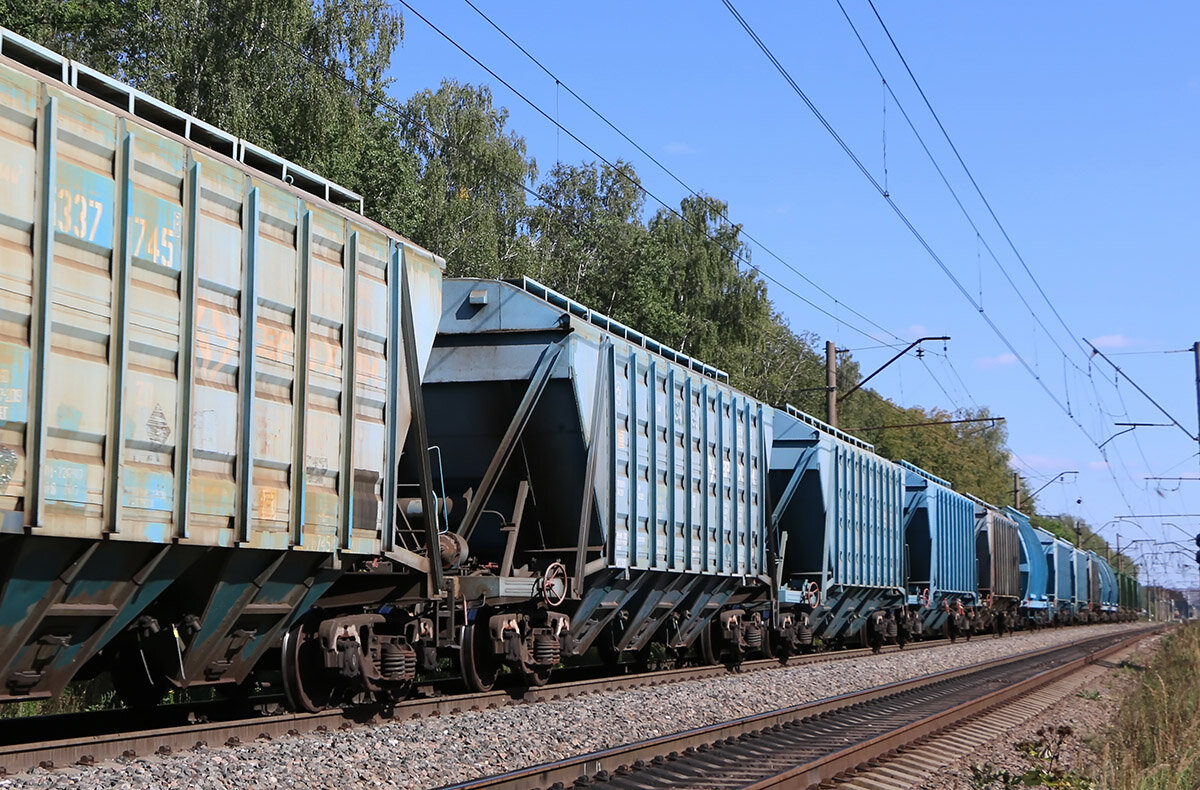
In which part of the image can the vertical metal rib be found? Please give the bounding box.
[289,208,312,547]
[627,353,638,566]
[27,93,57,528]
[173,158,199,539]
[647,358,657,566]
[338,231,359,551]
[700,383,709,571]
[235,186,260,545]
[716,388,724,574]
[684,376,693,571]
[104,126,133,533]
[381,242,401,554]
[666,367,676,568]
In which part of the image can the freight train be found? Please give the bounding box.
[0,28,1142,713]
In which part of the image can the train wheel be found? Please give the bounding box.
[760,628,775,660]
[281,621,334,713]
[460,622,500,693]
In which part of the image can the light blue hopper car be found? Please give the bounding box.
[1037,528,1076,622]
[769,407,905,645]
[1004,508,1050,627]
[1090,550,1118,619]
[418,278,773,686]
[899,461,977,634]
[1073,547,1093,622]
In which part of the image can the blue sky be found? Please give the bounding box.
[385,2,1200,589]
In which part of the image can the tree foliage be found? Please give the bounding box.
[400,81,536,278]
[3,1,1042,519]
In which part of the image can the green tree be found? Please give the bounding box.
[2,0,412,223]
[646,195,773,377]
[400,80,536,277]
[0,0,147,74]
[527,160,649,312]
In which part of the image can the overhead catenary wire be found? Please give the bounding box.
[833,0,1091,380]
[267,5,1180,532]
[457,0,908,347]
[719,1,1194,524]
[841,1,1197,480]
[257,8,896,350]
[719,0,1101,450]
[856,0,1195,516]
[863,0,1092,364]
[392,0,909,348]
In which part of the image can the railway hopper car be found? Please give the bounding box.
[1072,549,1104,623]
[1004,508,1050,628]
[1037,528,1077,624]
[1071,547,1092,623]
[770,407,905,648]
[0,26,1152,715]
[1090,551,1118,621]
[970,498,1021,632]
[0,27,447,707]
[397,277,774,691]
[1116,569,1139,621]
[898,461,976,636]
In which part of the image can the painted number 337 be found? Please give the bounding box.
[55,187,103,241]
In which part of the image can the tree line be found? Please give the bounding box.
[6,0,1045,513]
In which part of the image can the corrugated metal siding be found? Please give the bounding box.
[0,52,443,552]
[609,345,766,578]
[1053,541,1073,600]
[1073,550,1090,604]
[932,483,976,596]
[829,442,904,588]
[980,509,1020,598]
[1087,558,1101,604]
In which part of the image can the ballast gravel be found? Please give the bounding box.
[925,630,1163,789]
[2,623,1142,790]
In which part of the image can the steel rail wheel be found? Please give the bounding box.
[460,622,500,693]
[281,622,334,713]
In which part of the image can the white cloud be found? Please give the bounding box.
[1087,460,1110,471]
[663,141,697,155]
[977,352,1018,370]
[1091,334,1135,349]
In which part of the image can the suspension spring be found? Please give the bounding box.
[533,634,560,666]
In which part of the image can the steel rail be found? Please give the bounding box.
[435,625,1159,790]
[830,636,1153,789]
[742,629,1157,789]
[0,632,957,775]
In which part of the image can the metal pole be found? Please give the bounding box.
[1012,472,1020,510]
[837,336,949,403]
[826,340,837,428]
[1116,533,1121,573]
[1194,341,1199,463]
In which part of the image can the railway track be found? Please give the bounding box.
[436,625,1160,790]
[828,636,1152,789]
[0,631,971,775]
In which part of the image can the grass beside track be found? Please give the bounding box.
[1100,623,1200,789]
